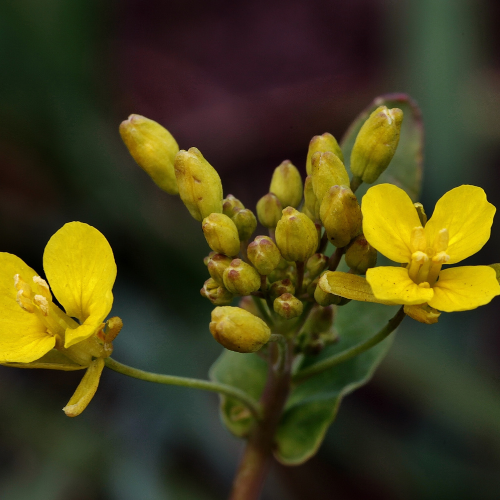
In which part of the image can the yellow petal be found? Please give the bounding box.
[1,349,86,371]
[63,357,105,417]
[362,184,421,263]
[425,186,496,264]
[366,266,434,305]
[429,266,500,312]
[0,253,55,363]
[43,222,117,348]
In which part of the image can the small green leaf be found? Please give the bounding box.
[341,93,424,201]
[274,302,399,465]
[209,351,267,437]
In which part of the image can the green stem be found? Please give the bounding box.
[293,306,405,383]
[329,247,344,271]
[104,357,263,421]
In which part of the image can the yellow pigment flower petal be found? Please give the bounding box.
[424,186,496,265]
[43,222,117,348]
[366,266,434,305]
[428,266,500,312]
[0,253,56,363]
[362,184,421,263]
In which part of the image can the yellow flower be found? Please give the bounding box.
[362,184,500,312]
[0,222,121,416]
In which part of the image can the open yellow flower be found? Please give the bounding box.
[0,222,121,416]
[362,184,500,312]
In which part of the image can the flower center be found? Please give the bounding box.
[407,227,450,286]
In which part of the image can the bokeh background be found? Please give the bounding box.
[2,0,500,498]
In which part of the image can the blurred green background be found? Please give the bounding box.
[1,0,500,498]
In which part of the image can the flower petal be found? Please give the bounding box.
[366,266,434,305]
[43,222,117,348]
[362,184,421,263]
[428,266,500,312]
[0,253,55,362]
[425,186,495,264]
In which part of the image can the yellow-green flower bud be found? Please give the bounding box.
[269,278,295,302]
[209,306,271,353]
[223,194,245,217]
[174,147,223,221]
[203,251,216,266]
[307,276,319,296]
[311,151,350,204]
[350,106,403,183]
[232,208,257,241]
[303,176,321,222]
[276,207,318,262]
[256,193,282,228]
[201,278,235,306]
[202,213,240,256]
[269,160,303,208]
[314,283,341,306]
[320,185,362,248]
[247,236,281,275]
[267,264,296,285]
[119,114,179,195]
[414,202,427,227]
[489,264,500,283]
[222,258,261,295]
[273,293,303,319]
[296,304,338,355]
[306,253,329,279]
[404,304,440,324]
[345,234,377,274]
[207,253,233,284]
[306,132,344,176]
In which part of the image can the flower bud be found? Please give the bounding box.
[275,207,319,262]
[303,176,321,221]
[256,193,282,228]
[203,251,216,267]
[238,296,264,319]
[202,213,240,256]
[345,235,377,274]
[209,306,271,353]
[119,115,180,195]
[404,304,440,324]
[223,259,261,295]
[350,106,403,183]
[267,264,295,285]
[320,186,362,248]
[201,278,235,305]
[311,151,350,204]
[207,253,233,284]
[174,147,223,221]
[414,202,427,227]
[269,160,303,208]
[314,277,342,306]
[223,194,245,218]
[247,236,281,276]
[232,208,257,241]
[273,293,303,319]
[296,304,338,355]
[269,278,295,302]
[306,253,329,279]
[306,133,344,176]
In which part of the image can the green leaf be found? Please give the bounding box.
[273,302,399,465]
[341,93,424,201]
[209,351,267,437]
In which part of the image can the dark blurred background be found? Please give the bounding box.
[2,0,500,498]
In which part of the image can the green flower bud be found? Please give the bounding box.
[203,251,216,267]
[207,253,233,284]
[314,283,341,306]
[223,194,245,217]
[306,253,329,279]
[256,193,282,228]
[200,278,235,305]
[232,208,257,241]
[306,133,344,176]
[267,264,295,285]
[269,160,303,208]
[275,207,319,262]
[350,106,403,183]
[222,258,261,295]
[414,202,427,227]
[320,185,362,248]
[247,236,282,275]
[273,293,303,319]
[307,276,319,296]
[202,213,240,256]
[345,234,377,274]
[296,304,338,355]
[119,114,179,195]
[311,151,350,204]
[174,147,223,221]
[210,306,271,353]
[303,176,321,222]
[269,278,295,302]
